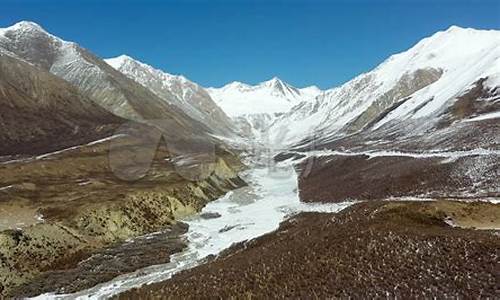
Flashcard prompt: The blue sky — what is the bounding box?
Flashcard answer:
[1,0,499,89]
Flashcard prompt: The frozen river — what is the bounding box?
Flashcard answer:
[33,164,352,299]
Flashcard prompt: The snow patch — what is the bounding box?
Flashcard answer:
[463,111,500,122]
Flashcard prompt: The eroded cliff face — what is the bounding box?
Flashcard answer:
[0,134,245,296]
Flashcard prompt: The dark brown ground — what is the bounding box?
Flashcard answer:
[297,154,499,203]
[117,201,500,299]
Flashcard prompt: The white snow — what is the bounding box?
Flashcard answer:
[463,111,500,122]
[0,21,73,47]
[104,54,132,70]
[286,148,500,164]
[35,134,125,159]
[0,185,13,191]
[299,85,322,98]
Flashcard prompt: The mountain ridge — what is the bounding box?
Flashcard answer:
[104,54,236,136]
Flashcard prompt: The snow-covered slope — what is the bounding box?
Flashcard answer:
[269,26,500,147]
[207,77,321,117]
[105,55,235,136]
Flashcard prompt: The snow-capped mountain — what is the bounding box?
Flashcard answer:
[269,26,500,147]
[206,77,321,142]
[105,55,235,136]
[207,77,321,117]
[0,21,217,141]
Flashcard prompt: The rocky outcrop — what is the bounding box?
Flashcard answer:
[11,223,188,297]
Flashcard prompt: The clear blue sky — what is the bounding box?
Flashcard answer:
[2,0,499,89]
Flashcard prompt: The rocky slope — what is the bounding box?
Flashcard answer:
[0,53,123,156]
[0,21,248,297]
[118,200,499,299]
[105,55,236,136]
[296,151,499,202]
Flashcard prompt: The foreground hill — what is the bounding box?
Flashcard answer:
[118,201,499,299]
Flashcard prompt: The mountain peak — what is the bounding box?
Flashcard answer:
[445,25,466,33]
[0,21,67,46]
[262,76,283,86]
[13,21,43,29]
[115,54,134,61]
[4,21,47,34]
[105,54,135,69]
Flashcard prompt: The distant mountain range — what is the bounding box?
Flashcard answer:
[206,77,321,117]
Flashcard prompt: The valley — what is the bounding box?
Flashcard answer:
[0,19,498,299]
